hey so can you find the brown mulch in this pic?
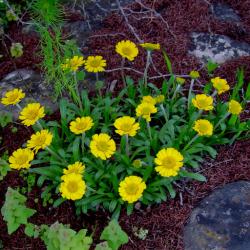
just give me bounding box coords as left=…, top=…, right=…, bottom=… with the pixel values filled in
left=0, top=123, right=249, bottom=250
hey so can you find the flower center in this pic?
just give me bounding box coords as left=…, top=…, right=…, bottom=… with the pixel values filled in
left=34, top=135, right=46, bottom=146
left=76, top=121, right=87, bottom=131
left=96, top=140, right=109, bottom=152
left=126, top=183, right=139, bottom=195
left=27, top=109, right=39, bottom=120
left=120, top=123, right=132, bottom=132
left=198, top=99, right=208, bottom=108
left=122, top=47, right=132, bottom=56
left=8, top=93, right=19, bottom=102
left=162, top=156, right=176, bottom=168
left=18, top=154, right=28, bottom=165
left=198, top=124, right=208, bottom=133
left=67, top=181, right=79, bottom=193
left=142, top=107, right=151, bottom=115
left=89, top=59, right=101, bottom=68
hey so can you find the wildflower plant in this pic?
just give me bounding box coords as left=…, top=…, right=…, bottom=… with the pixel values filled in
left=3, top=41, right=249, bottom=218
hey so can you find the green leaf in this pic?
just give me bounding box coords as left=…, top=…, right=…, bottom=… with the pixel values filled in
left=180, top=170, right=206, bottom=182
left=100, top=220, right=128, bottom=250
left=162, top=50, right=173, bottom=75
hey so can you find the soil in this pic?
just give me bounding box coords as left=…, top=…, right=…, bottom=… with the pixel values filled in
left=0, top=0, right=250, bottom=249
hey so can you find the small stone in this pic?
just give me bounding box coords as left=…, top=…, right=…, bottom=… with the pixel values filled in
left=184, top=181, right=250, bottom=250
left=0, top=69, right=57, bottom=119
left=211, top=3, right=241, bottom=23
left=189, top=32, right=250, bottom=64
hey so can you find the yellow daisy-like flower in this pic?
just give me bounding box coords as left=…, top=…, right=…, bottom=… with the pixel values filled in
left=19, top=103, right=45, bottom=126
left=228, top=100, right=242, bottom=115
left=1, top=88, right=25, bottom=106
left=62, top=161, right=85, bottom=177
left=114, top=116, right=140, bottom=137
left=115, top=40, right=139, bottom=61
left=118, top=176, right=146, bottom=203
left=27, top=129, right=53, bottom=153
left=70, top=116, right=94, bottom=135
left=211, top=77, right=230, bottom=95
left=193, top=119, right=213, bottom=136
left=176, top=77, right=186, bottom=85
left=142, top=95, right=157, bottom=105
left=60, top=173, right=86, bottom=201
left=154, top=95, right=165, bottom=104
left=9, top=148, right=34, bottom=170
left=136, top=102, right=157, bottom=122
left=189, top=71, right=200, bottom=79
left=140, top=42, right=160, bottom=51
left=85, top=55, right=107, bottom=73
left=192, top=94, right=214, bottom=111
left=154, top=148, right=184, bottom=177
left=61, top=56, right=85, bottom=72
left=90, top=133, right=116, bottom=160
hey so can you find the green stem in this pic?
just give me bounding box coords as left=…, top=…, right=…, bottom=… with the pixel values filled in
left=36, top=120, right=43, bottom=130
left=81, top=132, right=85, bottom=155
left=214, top=112, right=230, bottom=130
left=96, top=73, right=102, bottom=97
left=46, top=147, right=64, bottom=162
left=188, top=79, right=195, bottom=109
left=125, top=134, right=129, bottom=156
left=73, top=72, right=83, bottom=110
left=147, top=121, right=152, bottom=141
left=143, top=51, right=151, bottom=87
left=160, top=104, right=168, bottom=123
left=172, top=84, right=181, bottom=100
left=184, top=134, right=199, bottom=151
left=16, top=103, right=22, bottom=110
left=121, top=58, right=126, bottom=88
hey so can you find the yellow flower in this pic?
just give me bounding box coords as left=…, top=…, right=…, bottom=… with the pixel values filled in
left=9, top=148, right=34, bottom=170
left=142, top=95, right=156, bottom=105
left=228, top=100, right=242, bottom=115
left=154, top=95, right=165, bottom=104
left=60, top=173, right=86, bottom=200
left=118, top=176, right=146, bottom=203
left=136, top=102, right=157, bottom=122
left=85, top=55, right=107, bottom=73
left=192, top=94, right=214, bottom=111
left=154, top=148, right=184, bottom=177
left=1, top=88, right=25, bottom=106
left=189, top=71, right=200, bottom=79
left=140, top=43, right=160, bottom=51
left=61, top=56, right=85, bottom=72
left=193, top=119, right=213, bottom=136
left=114, top=116, right=140, bottom=137
left=70, top=117, right=94, bottom=135
left=90, top=133, right=116, bottom=160
left=62, top=162, right=85, bottom=177
left=115, top=40, right=139, bottom=61
left=211, top=77, right=230, bottom=95
left=176, top=77, right=186, bottom=85
left=27, top=129, right=53, bottom=153
left=19, top=103, right=45, bottom=126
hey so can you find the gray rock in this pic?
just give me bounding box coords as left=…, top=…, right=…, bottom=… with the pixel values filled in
left=211, top=3, right=241, bottom=23
left=184, top=181, right=250, bottom=250
left=189, top=32, right=250, bottom=64
left=0, top=69, right=57, bottom=119
left=64, top=0, right=133, bottom=47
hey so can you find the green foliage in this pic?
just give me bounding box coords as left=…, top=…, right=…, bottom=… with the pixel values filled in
left=10, top=42, right=23, bottom=58
left=0, top=158, right=10, bottom=181
left=0, top=111, right=12, bottom=128
left=1, top=188, right=36, bottom=234
left=19, top=171, right=36, bottom=194
left=95, top=242, right=112, bottom=250
left=132, top=226, right=148, bottom=240
left=206, top=60, right=219, bottom=76
left=100, top=220, right=128, bottom=250
left=41, top=222, right=92, bottom=250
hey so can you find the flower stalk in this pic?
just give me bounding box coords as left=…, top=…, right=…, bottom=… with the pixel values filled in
left=143, top=50, right=151, bottom=87
left=125, top=134, right=129, bottom=156
left=160, top=104, right=168, bottom=123
left=188, top=79, right=195, bottom=109
left=184, top=134, right=199, bottom=150
left=214, top=112, right=230, bottom=130
left=147, top=121, right=152, bottom=141
left=81, top=132, right=85, bottom=154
